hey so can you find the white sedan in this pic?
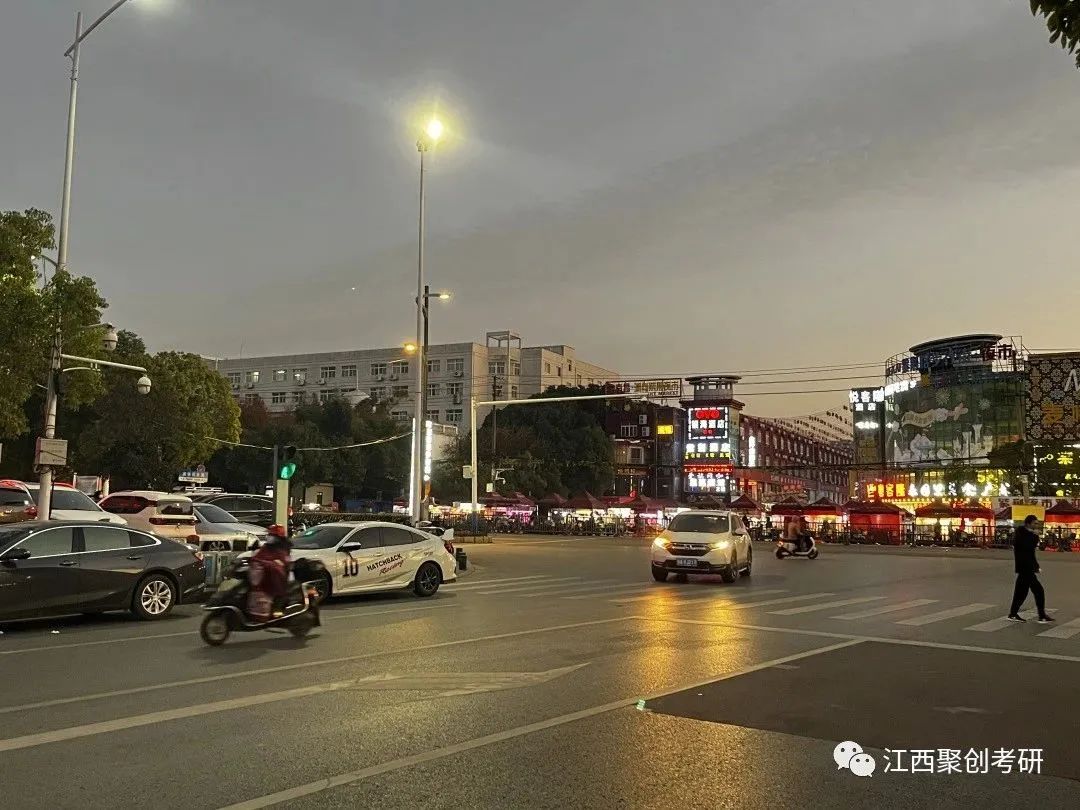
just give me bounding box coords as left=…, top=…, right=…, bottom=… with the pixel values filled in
left=261, top=521, right=457, bottom=602
left=650, top=510, right=753, bottom=583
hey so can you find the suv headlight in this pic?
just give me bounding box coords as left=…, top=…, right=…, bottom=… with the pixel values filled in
left=710, top=539, right=731, bottom=550
left=652, top=536, right=671, bottom=549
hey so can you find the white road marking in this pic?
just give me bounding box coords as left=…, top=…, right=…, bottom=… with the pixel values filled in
left=896, top=603, right=995, bottom=626
left=0, top=616, right=632, bottom=716
left=769, top=596, right=886, bottom=616
left=217, top=639, right=864, bottom=810
left=831, top=599, right=939, bottom=620
left=1036, top=617, right=1080, bottom=639
left=563, top=584, right=657, bottom=600
left=0, top=603, right=453, bottom=657
left=720, top=592, right=834, bottom=610
left=444, top=576, right=549, bottom=590
left=612, top=588, right=786, bottom=605
left=967, top=609, right=1058, bottom=632
left=518, top=581, right=624, bottom=598
left=473, top=577, right=584, bottom=595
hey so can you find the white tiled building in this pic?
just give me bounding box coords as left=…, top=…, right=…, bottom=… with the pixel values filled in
left=212, top=332, right=618, bottom=428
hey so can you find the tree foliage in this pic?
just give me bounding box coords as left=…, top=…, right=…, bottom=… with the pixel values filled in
left=0, top=209, right=108, bottom=437
left=1030, top=1, right=1080, bottom=67
left=74, top=350, right=241, bottom=490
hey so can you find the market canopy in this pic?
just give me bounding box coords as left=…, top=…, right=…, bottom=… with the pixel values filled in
left=846, top=500, right=909, bottom=515
left=914, top=499, right=993, bottom=521
left=566, top=491, right=607, bottom=511
left=537, top=493, right=568, bottom=508
left=626, top=494, right=680, bottom=512
left=804, top=496, right=843, bottom=516
left=770, top=496, right=810, bottom=516
left=728, top=494, right=763, bottom=512
left=1045, top=500, right=1080, bottom=523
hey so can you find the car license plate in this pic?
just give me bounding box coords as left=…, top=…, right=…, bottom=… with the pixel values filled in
left=676, top=558, right=698, bottom=568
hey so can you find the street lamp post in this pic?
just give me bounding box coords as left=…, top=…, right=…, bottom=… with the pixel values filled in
left=410, top=118, right=443, bottom=523
left=39, top=1, right=140, bottom=520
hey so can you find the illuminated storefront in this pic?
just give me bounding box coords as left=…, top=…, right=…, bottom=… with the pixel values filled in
left=681, top=376, right=742, bottom=500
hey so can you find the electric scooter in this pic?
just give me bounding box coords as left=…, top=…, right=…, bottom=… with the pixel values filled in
left=199, top=557, right=324, bottom=646
left=775, top=534, right=819, bottom=560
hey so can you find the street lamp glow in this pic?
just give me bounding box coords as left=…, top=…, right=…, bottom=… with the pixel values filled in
left=425, top=118, right=444, bottom=143
left=403, top=342, right=419, bottom=355
left=437, top=292, right=451, bottom=300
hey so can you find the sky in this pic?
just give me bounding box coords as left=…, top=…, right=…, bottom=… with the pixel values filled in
left=3, top=0, right=1079, bottom=417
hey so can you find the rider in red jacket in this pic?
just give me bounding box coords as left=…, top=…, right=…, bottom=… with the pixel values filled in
left=247, top=525, right=291, bottom=621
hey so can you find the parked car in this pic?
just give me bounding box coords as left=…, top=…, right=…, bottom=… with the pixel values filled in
left=0, top=480, right=126, bottom=525
left=98, top=491, right=198, bottom=543
left=190, top=492, right=306, bottom=533
left=415, top=520, right=454, bottom=542
left=0, top=521, right=205, bottom=621
left=239, top=521, right=457, bottom=603
left=192, top=502, right=267, bottom=551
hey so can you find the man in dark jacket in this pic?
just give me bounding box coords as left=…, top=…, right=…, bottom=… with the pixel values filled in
left=1008, top=515, right=1054, bottom=623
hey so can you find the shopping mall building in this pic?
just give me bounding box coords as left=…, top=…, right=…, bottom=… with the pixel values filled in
left=850, top=333, right=1080, bottom=508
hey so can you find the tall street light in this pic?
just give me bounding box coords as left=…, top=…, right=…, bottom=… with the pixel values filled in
left=38, top=1, right=142, bottom=520
left=409, top=118, right=443, bottom=523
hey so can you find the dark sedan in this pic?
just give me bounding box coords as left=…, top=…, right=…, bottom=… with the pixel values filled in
left=0, top=521, right=205, bottom=622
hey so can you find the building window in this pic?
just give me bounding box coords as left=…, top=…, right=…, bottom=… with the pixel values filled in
left=271, top=391, right=286, bottom=405
left=320, top=365, right=336, bottom=380
left=510, top=360, right=520, bottom=376
left=641, top=426, right=651, bottom=438
left=629, top=446, right=645, bottom=464
left=391, top=360, right=409, bottom=376
left=639, top=414, right=649, bottom=425
left=427, top=382, right=441, bottom=398
left=292, top=369, right=307, bottom=385
left=568, top=361, right=573, bottom=372
left=557, top=366, right=563, bottom=377
left=488, top=361, right=506, bottom=376
left=341, top=364, right=357, bottom=378
left=447, top=358, right=464, bottom=374
left=244, top=393, right=260, bottom=403
left=319, top=390, right=332, bottom=403
left=426, top=358, right=441, bottom=374
left=272, top=369, right=286, bottom=382
left=291, top=391, right=304, bottom=404
left=446, top=409, right=463, bottom=424
left=245, top=370, right=260, bottom=385
left=226, top=372, right=241, bottom=387
left=391, top=410, right=410, bottom=424
left=447, top=382, right=463, bottom=399
left=370, top=362, right=387, bottom=377
left=510, top=384, right=519, bottom=399
left=392, top=385, right=409, bottom=399
left=370, top=386, right=386, bottom=401
left=620, top=425, right=638, bottom=438
left=426, top=409, right=439, bottom=422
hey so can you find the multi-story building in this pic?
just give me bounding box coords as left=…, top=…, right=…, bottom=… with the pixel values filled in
left=606, top=404, right=687, bottom=500
left=769, top=408, right=854, bottom=446
left=212, top=332, right=618, bottom=428
left=737, top=414, right=853, bottom=504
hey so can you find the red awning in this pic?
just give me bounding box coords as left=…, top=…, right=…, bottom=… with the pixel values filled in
left=846, top=500, right=909, bottom=515
left=803, top=496, right=843, bottom=516
left=1044, top=500, right=1080, bottom=523
left=537, top=493, right=568, bottom=508
left=566, top=491, right=607, bottom=510
left=728, top=494, right=763, bottom=512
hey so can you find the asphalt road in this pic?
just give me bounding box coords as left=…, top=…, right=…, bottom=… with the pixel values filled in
left=3, top=538, right=1080, bottom=809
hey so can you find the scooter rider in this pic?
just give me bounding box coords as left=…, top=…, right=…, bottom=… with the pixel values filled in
left=783, top=517, right=805, bottom=553
left=247, top=524, right=292, bottom=622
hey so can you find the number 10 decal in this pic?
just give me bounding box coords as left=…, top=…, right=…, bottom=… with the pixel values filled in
left=343, top=558, right=360, bottom=577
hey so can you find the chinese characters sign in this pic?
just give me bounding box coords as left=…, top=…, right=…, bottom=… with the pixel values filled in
left=1026, top=353, right=1080, bottom=442
left=885, top=748, right=1041, bottom=775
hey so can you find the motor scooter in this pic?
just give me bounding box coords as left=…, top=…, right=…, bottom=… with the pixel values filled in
left=199, top=556, right=324, bottom=646
left=775, top=534, right=819, bottom=560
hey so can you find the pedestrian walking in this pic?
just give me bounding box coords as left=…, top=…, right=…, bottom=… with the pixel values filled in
left=1007, top=515, right=1054, bottom=624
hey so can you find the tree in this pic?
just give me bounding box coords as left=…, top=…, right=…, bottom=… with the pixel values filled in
left=75, top=351, right=241, bottom=490
left=0, top=208, right=108, bottom=438
left=1030, top=1, right=1080, bottom=67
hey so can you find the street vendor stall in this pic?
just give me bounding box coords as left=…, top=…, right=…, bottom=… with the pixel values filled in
left=845, top=500, right=908, bottom=545
left=913, top=499, right=994, bottom=546
left=1043, top=500, right=1080, bottom=551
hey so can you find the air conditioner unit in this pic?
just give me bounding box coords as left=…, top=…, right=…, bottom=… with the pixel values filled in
left=297, top=379, right=306, bottom=386
left=453, top=371, right=464, bottom=378
left=318, top=378, right=327, bottom=385
left=246, top=383, right=254, bottom=389
left=376, top=375, right=386, bottom=382
left=390, top=373, right=399, bottom=381
left=452, top=396, right=462, bottom=404
left=231, top=383, right=239, bottom=390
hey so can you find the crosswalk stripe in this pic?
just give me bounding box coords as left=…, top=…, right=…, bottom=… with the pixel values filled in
left=896, top=603, right=995, bottom=626
left=521, top=581, right=623, bottom=598
left=473, top=577, right=583, bottom=595
left=723, top=592, right=833, bottom=610
left=564, top=584, right=657, bottom=600
left=832, top=599, right=939, bottom=620
left=447, top=576, right=550, bottom=590
left=968, top=608, right=1059, bottom=632
left=769, top=596, right=886, bottom=616
left=1037, top=617, right=1080, bottom=639
left=612, top=588, right=786, bottom=605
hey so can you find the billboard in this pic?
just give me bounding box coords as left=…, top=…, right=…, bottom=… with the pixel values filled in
left=1025, top=353, right=1080, bottom=442
left=884, top=377, right=1023, bottom=466
left=605, top=379, right=682, bottom=399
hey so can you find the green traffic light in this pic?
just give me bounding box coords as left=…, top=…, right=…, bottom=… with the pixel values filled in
left=279, top=462, right=297, bottom=480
